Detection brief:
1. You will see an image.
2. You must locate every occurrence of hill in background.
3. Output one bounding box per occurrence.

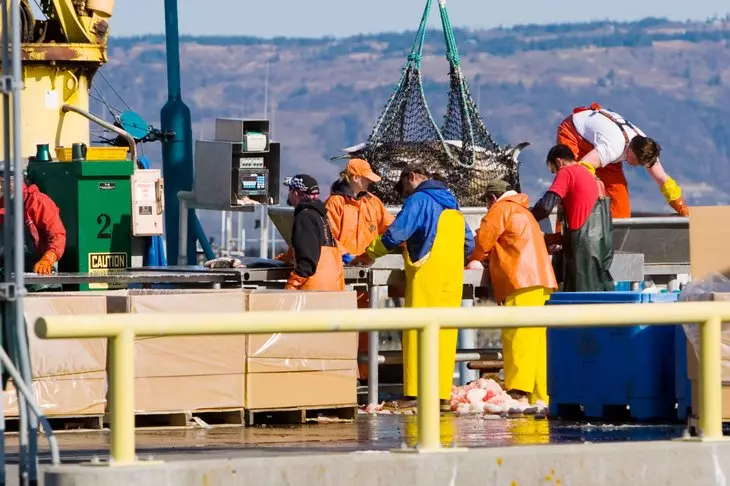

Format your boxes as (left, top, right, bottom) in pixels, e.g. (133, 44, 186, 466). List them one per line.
(92, 16, 730, 239)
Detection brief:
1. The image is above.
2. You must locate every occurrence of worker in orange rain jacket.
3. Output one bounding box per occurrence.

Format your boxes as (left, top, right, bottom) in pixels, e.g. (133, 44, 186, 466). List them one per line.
(468, 179, 557, 407)
(282, 174, 344, 291)
(326, 158, 394, 380)
(556, 102, 689, 219)
(367, 167, 475, 413)
(0, 175, 66, 275)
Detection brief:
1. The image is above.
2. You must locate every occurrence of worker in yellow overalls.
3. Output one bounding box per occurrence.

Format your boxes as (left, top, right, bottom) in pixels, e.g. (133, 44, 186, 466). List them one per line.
(469, 180, 558, 406)
(367, 167, 474, 412)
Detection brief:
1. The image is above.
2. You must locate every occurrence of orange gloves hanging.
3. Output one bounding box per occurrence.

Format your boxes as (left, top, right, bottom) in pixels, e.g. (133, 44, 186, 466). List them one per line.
(285, 272, 307, 290)
(33, 250, 57, 275)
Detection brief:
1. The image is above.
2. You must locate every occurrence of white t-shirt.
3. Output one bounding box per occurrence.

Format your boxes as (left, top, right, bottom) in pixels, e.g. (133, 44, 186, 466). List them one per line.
(571, 109, 646, 167)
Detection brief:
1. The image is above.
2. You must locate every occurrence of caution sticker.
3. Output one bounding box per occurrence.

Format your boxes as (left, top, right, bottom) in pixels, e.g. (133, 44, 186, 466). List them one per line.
(88, 252, 128, 290)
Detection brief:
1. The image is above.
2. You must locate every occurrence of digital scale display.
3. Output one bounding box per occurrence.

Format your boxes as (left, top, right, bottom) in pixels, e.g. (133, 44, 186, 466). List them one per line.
(236, 169, 269, 197)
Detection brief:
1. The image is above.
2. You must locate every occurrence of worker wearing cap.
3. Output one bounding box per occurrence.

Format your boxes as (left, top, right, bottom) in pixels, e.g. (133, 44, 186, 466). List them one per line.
(531, 144, 614, 292)
(556, 102, 689, 218)
(282, 174, 344, 291)
(0, 174, 66, 276)
(367, 167, 475, 412)
(469, 180, 557, 406)
(326, 158, 394, 381)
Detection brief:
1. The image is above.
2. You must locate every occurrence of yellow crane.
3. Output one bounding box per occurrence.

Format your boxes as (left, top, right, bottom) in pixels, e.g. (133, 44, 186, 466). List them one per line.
(0, 0, 114, 158)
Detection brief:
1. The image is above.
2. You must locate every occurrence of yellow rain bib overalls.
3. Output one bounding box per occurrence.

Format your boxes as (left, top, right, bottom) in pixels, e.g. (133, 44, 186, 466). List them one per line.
(401, 209, 464, 401)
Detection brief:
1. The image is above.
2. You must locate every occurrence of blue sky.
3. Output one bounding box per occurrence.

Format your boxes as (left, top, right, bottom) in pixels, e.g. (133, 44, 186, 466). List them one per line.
(108, 0, 729, 38)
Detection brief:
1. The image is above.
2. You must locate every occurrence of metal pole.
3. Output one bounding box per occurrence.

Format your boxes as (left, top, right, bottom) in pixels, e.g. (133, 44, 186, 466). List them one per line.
(259, 205, 268, 258)
(457, 300, 478, 385)
(177, 199, 187, 266)
(0, 1, 10, 481)
(108, 330, 135, 464)
(367, 285, 380, 406)
(10, 0, 35, 481)
(698, 316, 723, 439)
(417, 323, 440, 451)
(161, 0, 196, 265)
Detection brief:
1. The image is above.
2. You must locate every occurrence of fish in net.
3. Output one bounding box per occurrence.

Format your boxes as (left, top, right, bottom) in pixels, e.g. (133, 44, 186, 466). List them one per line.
(336, 0, 529, 207)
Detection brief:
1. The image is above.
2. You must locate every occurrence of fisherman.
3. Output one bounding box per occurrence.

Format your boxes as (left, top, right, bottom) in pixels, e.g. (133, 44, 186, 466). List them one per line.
(556, 102, 689, 218)
(367, 167, 475, 412)
(0, 173, 66, 276)
(325, 158, 394, 381)
(282, 174, 344, 291)
(531, 144, 615, 292)
(468, 179, 557, 406)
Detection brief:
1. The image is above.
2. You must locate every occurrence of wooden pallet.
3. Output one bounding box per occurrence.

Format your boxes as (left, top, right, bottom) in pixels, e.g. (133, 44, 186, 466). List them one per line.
(245, 405, 357, 426)
(5, 414, 104, 432)
(103, 408, 246, 429)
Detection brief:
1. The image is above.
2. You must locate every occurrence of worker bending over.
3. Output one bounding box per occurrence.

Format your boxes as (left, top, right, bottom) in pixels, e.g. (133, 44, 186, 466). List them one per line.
(556, 102, 689, 218)
(282, 174, 344, 291)
(326, 158, 394, 380)
(532, 145, 614, 291)
(469, 180, 556, 406)
(367, 167, 474, 412)
(0, 174, 66, 275)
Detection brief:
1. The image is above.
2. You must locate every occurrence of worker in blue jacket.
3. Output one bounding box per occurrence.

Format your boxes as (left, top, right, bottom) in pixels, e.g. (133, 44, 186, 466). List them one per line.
(367, 167, 475, 412)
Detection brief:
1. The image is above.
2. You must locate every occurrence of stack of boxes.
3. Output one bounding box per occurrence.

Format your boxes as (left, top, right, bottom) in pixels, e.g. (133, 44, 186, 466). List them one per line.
(4, 290, 358, 420)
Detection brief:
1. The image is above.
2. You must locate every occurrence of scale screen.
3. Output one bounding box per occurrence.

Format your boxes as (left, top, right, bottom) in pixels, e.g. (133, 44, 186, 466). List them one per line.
(237, 169, 268, 197)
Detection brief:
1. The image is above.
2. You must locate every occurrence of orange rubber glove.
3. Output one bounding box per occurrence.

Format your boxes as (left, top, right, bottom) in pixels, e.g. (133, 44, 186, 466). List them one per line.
(33, 250, 57, 275)
(669, 197, 690, 217)
(285, 272, 307, 290)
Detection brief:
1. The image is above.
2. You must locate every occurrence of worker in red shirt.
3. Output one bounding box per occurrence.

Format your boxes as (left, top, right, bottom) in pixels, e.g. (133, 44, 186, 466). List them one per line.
(531, 144, 614, 291)
(556, 102, 689, 218)
(0, 175, 66, 275)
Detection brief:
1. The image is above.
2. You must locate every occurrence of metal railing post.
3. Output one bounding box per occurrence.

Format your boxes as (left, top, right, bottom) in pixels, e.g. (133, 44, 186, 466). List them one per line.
(108, 329, 136, 464)
(417, 322, 440, 451)
(699, 315, 723, 439)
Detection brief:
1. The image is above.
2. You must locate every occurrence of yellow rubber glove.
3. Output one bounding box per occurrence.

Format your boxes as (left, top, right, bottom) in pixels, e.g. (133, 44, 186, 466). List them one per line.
(659, 177, 682, 203)
(33, 250, 57, 275)
(578, 162, 596, 176)
(366, 235, 389, 260)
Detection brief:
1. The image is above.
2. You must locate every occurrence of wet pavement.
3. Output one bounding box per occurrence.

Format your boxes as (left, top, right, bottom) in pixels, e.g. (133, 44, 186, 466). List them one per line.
(2, 415, 689, 464)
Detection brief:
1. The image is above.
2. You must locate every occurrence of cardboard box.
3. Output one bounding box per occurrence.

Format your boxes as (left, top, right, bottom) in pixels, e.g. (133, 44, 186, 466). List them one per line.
(245, 363, 357, 410)
(690, 380, 730, 420)
(690, 206, 730, 280)
(125, 292, 248, 413)
(683, 292, 730, 381)
(245, 290, 358, 359)
(4, 295, 109, 417)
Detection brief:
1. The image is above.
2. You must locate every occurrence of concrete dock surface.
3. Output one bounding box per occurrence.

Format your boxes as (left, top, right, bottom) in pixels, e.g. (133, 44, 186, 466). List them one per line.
(0, 415, 717, 485)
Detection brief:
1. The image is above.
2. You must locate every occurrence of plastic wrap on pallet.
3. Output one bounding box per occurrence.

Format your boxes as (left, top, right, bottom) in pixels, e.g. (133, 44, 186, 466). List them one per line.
(126, 291, 248, 413)
(245, 290, 358, 359)
(679, 273, 730, 380)
(3, 295, 109, 417)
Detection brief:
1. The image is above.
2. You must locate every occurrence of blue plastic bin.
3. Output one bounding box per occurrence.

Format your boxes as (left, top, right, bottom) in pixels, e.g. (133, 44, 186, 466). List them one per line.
(546, 291, 684, 421)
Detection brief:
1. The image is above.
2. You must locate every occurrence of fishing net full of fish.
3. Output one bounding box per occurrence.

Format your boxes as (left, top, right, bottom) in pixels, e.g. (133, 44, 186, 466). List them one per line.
(340, 0, 529, 207)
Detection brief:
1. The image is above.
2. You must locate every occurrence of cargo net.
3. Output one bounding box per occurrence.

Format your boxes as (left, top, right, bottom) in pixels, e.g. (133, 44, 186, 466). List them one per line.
(354, 0, 521, 207)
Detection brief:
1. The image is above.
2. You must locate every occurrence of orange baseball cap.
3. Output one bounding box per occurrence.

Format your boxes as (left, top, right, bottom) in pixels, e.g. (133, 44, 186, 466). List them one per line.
(345, 158, 381, 183)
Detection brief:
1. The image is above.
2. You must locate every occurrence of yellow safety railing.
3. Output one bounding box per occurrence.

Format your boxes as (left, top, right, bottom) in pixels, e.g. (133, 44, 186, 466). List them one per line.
(34, 301, 730, 465)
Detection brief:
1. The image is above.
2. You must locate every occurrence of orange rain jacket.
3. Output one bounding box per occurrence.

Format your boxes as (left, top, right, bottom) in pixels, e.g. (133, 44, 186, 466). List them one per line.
(325, 179, 394, 257)
(470, 192, 557, 303)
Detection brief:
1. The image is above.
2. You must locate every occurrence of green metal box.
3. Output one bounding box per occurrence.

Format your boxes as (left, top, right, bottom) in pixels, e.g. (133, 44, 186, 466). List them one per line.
(27, 160, 135, 290)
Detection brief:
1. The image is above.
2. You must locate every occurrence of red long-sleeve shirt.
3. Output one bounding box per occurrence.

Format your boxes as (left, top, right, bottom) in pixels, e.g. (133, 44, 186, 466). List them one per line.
(0, 184, 66, 260)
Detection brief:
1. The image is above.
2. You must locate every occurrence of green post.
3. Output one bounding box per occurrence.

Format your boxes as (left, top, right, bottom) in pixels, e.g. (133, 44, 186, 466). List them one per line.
(161, 0, 196, 265)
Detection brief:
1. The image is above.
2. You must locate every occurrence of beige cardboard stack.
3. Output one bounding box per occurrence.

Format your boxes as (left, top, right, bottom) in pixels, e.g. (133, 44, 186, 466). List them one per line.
(687, 206, 730, 419)
(108, 289, 248, 414)
(4, 294, 108, 417)
(15, 289, 359, 417)
(244, 290, 358, 410)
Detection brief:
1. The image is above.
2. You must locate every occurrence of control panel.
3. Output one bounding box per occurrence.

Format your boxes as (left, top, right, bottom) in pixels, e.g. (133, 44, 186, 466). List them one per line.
(193, 118, 280, 209)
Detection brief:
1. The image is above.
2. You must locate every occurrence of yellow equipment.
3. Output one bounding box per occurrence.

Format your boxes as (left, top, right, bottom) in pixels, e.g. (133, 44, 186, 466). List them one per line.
(0, 0, 114, 158)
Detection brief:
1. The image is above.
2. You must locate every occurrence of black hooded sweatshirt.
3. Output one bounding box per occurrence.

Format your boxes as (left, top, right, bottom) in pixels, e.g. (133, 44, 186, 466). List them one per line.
(291, 199, 336, 278)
